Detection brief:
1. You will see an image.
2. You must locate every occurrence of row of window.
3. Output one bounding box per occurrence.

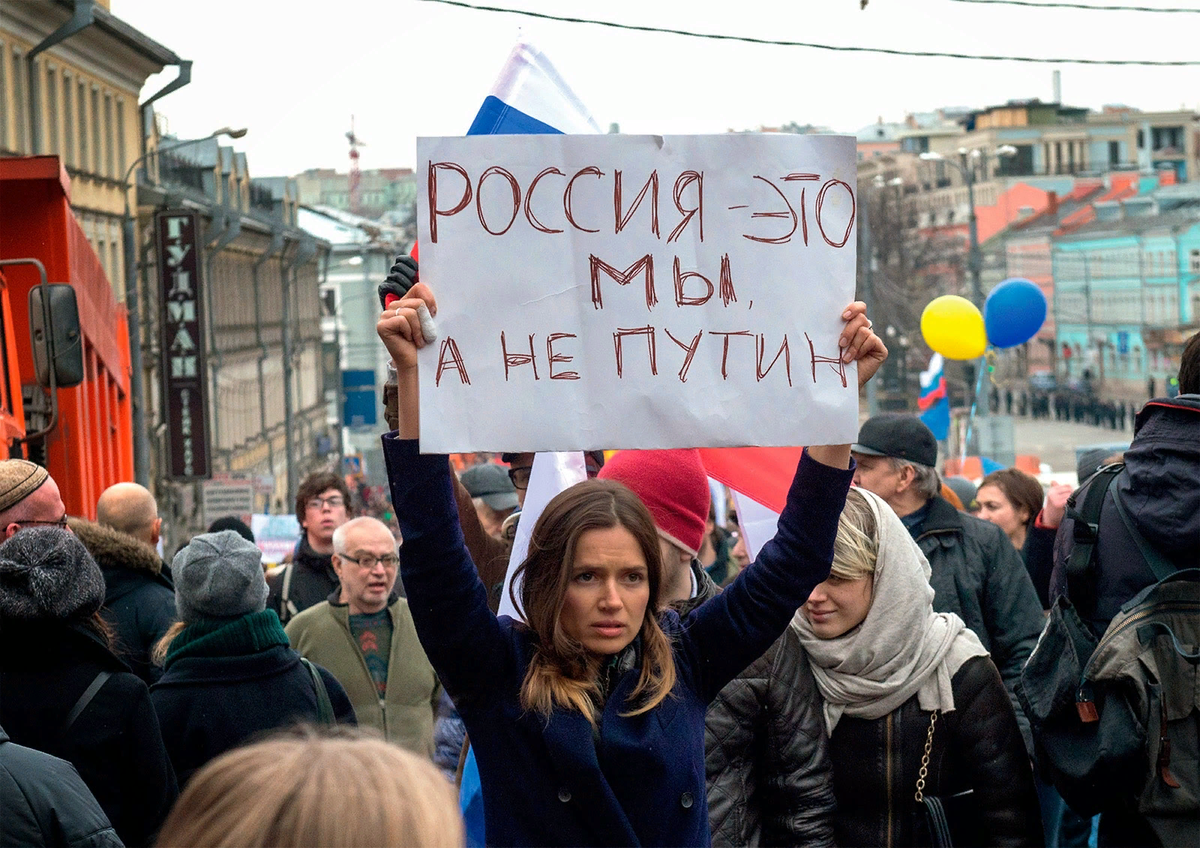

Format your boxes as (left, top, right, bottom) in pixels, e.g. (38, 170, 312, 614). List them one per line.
(1056, 247, 1200, 279)
(1056, 288, 1184, 326)
(0, 38, 129, 180)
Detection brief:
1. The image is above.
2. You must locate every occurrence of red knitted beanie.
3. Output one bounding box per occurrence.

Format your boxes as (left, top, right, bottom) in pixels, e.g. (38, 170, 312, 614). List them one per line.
(598, 449, 710, 557)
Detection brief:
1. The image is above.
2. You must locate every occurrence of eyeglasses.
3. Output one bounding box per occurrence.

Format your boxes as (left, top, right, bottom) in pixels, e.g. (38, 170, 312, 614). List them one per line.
(306, 495, 345, 510)
(507, 466, 532, 491)
(14, 516, 70, 529)
(338, 552, 399, 570)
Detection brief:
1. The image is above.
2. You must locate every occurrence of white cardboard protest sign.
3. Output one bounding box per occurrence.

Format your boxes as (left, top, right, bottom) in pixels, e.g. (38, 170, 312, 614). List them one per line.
(416, 133, 858, 452)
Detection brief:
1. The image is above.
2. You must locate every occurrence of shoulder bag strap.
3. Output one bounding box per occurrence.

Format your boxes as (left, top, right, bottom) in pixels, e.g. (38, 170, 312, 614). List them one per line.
(62, 670, 112, 736)
(1109, 485, 1180, 582)
(280, 563, 297, 624)
(1064, 465, 1123, 592)
(300, 657, 335, 725)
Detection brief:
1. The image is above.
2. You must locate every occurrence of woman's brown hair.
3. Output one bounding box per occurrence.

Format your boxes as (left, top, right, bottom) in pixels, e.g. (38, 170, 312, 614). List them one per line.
(979, 467, 1044, 526)
(156, 726, 463, 848)
(508, 478, 676, 725)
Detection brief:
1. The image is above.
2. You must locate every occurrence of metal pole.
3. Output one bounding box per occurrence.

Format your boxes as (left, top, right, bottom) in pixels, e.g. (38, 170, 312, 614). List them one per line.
(861, 196, 879, 417)
(961, 152, 988, 420)
(123, 212, 150, 485)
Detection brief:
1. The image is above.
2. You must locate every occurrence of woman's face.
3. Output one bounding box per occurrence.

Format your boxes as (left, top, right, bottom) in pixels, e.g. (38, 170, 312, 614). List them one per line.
(802, 574, 874, 639)
(975, 484, 1029, 542)
(560, 525, 651, 656)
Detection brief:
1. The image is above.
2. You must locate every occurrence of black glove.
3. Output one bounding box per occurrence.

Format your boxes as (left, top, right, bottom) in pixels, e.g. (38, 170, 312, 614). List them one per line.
(378, 254, 419, 309)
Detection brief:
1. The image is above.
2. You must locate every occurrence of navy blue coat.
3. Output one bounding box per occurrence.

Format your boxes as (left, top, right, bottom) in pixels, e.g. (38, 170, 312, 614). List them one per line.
(384, 437, 852, 847)
(150, 643, 356, 786)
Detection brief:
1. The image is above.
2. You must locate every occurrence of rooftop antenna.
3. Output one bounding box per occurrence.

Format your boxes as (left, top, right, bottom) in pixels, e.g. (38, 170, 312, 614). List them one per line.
(347, 116, 366, 214)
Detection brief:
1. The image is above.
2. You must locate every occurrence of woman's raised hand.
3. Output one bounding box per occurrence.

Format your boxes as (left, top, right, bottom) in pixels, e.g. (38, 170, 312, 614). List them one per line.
(838, 301, 888, 389)
(377, 283, 437, 439)
(377, 284, 438, 373)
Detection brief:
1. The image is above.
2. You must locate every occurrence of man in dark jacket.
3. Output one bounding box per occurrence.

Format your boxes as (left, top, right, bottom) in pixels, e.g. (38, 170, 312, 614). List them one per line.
(266, 471, 352, 624)
(0, 726, 123, 848)
(851, 414, 1044, 750)
(1047, 337, 1200, 848)
(599, 448, 836, 847)
(0, 726, 124, 848)
(71, 483, 176, 684)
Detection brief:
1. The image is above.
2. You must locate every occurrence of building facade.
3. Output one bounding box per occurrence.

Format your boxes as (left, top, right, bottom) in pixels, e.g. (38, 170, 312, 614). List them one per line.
(1, 0, 182, 299)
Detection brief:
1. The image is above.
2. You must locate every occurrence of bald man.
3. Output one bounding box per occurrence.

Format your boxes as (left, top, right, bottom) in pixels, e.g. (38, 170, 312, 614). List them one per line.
(96, 482, 162, 549)
(70, 482, 175, 683)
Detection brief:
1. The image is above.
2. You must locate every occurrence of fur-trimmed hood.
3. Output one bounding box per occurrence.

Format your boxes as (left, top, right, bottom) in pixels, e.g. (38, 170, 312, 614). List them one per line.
(68, 518, 164, 577)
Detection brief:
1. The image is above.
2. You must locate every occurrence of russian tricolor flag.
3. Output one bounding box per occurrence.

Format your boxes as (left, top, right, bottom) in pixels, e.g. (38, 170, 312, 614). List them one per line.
(918, 353, 950, 441)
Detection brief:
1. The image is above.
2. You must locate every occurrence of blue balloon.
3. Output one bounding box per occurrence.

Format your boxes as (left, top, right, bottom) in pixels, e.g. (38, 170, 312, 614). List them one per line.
(984, 278, 1047, 348)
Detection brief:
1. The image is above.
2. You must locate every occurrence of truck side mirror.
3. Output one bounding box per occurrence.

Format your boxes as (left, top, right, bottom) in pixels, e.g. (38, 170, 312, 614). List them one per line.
(29, 284, 84, 389)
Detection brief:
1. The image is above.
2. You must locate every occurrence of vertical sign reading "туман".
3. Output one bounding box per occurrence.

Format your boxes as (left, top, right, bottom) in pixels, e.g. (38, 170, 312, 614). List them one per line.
(156, 209, 211, 480)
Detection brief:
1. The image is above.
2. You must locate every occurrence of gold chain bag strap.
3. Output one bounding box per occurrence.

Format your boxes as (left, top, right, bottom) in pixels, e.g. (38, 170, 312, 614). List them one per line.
(914, 711, 979, 848)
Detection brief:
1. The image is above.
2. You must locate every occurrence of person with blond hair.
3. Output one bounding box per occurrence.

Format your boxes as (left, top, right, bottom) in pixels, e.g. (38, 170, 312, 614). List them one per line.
(795, 488, 1041, 847)
(156, 726, 463, 848)
(377, 280, 885, 847)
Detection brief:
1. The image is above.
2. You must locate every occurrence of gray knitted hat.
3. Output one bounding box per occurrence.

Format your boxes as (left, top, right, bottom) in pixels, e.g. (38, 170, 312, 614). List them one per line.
(0, 527, 106, 622)
(172, 530, 267, 621)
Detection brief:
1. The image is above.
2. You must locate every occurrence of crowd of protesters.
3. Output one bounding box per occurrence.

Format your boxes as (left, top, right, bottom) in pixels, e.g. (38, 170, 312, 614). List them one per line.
(0, 248, 1195, 847)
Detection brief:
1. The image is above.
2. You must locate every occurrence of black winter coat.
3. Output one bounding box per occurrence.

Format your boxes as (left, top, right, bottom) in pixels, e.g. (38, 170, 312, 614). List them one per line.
(913, 496, 1045, 751)
(0, 622, 177, 847)
(0, 727, 123, 848)
(827, 656, 1043, 848)
(70, 519, 176, 685)
(150, 643, 356, 786)
(265, 538, 339, 624)
(677, 564, 836, 847)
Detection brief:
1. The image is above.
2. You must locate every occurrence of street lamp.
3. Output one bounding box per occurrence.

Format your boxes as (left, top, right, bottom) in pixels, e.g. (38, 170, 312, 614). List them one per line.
(122, 126, 248, 486)
(918, 145, 1016, 309)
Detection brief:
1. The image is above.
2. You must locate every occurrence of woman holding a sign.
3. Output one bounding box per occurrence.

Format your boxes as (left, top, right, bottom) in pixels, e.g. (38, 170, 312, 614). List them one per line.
(378, 282, 885, 847)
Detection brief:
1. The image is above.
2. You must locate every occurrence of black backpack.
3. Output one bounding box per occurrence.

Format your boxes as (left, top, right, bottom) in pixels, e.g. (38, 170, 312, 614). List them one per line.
(1016, 465, 1199, 844)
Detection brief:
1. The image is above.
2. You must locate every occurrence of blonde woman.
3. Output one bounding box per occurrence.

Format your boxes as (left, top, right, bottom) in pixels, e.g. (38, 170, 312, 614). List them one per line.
(156, 727, 463, 848)
(795, 488, 1042, 847)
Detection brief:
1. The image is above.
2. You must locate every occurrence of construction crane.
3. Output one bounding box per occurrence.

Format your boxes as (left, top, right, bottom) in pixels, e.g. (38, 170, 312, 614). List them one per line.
(347, 116, 366, 214)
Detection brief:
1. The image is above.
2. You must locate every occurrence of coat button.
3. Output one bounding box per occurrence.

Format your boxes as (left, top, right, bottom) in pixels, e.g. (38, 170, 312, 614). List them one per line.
(680, 791, 693, 809)
(558, 788, 571, 803)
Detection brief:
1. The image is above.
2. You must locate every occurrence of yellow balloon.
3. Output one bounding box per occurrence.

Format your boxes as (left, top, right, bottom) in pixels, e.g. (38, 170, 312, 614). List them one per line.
(920, 296, 987, 360)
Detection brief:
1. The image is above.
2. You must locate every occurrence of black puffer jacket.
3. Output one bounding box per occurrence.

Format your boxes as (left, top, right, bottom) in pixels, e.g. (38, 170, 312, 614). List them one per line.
(0, 623, 177, 847)
(0, 727, 123, 848)
(678, 562, 836, 847)
(828, 655, 1043, 848)
(70, 519, 176, 685)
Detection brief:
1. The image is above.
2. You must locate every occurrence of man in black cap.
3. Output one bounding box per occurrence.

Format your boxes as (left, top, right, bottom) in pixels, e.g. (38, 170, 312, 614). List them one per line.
(850, 413, 1044, 750)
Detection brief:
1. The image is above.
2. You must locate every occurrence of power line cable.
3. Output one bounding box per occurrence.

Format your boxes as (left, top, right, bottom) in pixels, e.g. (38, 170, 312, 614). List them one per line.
(948, 0, 1200, 13)
(418, 0, 1200, 65)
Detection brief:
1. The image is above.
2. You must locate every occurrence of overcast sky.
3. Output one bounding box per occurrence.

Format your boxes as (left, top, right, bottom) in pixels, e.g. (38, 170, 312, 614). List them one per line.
(114, 0, 1200, 178)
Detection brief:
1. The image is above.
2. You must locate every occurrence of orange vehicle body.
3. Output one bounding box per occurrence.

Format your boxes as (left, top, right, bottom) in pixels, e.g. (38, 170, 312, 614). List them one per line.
(0, 156, 134, 520)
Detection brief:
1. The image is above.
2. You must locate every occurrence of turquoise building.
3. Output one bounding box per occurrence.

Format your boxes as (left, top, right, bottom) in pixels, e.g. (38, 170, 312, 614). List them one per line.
(1051, 183, 1200, 397)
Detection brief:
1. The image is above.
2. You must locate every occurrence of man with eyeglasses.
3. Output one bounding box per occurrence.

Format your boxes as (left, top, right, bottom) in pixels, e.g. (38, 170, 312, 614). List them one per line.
(0, 459, 69, 539)
(285, 517, 441, 754)
(266, 471, 353, 625)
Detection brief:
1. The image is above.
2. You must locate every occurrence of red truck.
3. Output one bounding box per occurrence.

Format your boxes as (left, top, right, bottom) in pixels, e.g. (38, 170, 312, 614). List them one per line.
(0, 155, 134, 519)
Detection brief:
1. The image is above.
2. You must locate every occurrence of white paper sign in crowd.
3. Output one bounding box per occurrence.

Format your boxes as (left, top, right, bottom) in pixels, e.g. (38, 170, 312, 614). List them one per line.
(416, 132, 859, 453)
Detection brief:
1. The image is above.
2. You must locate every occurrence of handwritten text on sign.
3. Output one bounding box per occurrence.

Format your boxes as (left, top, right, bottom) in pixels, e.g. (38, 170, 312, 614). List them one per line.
(416, 133, 859, 452)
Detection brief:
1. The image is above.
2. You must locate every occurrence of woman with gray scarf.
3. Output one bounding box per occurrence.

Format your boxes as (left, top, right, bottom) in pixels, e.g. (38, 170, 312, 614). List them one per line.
(794, 488, 1043, 847)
